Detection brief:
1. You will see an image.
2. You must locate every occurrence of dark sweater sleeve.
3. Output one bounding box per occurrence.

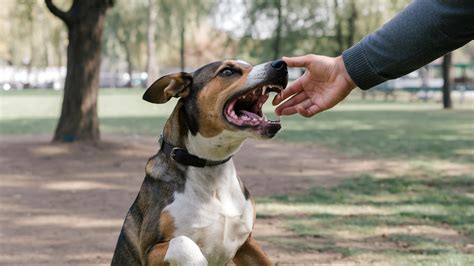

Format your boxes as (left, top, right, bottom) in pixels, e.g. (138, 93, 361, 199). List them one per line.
(342, 0, 474, 90)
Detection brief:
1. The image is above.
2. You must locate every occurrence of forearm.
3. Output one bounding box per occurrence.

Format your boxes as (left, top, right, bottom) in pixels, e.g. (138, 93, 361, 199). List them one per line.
(343, 0, 474, 90)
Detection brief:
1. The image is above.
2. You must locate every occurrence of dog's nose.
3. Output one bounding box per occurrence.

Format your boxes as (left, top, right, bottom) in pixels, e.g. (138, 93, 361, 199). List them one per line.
(271, 59, 287, 70)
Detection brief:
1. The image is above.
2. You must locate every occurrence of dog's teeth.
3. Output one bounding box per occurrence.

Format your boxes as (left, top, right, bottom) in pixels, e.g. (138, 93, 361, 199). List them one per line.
(262, 86, 266, 95)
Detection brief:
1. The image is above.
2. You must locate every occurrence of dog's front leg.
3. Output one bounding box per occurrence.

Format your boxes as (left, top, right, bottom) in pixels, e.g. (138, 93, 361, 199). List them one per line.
(147, 236, 208, 266)
(233, 235, 273, 266)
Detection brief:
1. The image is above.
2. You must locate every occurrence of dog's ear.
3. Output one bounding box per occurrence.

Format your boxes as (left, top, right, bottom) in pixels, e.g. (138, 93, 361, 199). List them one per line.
(143, 72, 193, 104)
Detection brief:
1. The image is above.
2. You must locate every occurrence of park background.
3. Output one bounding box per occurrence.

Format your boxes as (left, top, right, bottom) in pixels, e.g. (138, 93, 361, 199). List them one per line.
(0, 0, 473, 264)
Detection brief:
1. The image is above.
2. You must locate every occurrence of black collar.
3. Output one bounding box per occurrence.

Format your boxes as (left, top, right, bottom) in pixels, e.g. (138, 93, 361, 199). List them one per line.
(159, 135, 232, 168)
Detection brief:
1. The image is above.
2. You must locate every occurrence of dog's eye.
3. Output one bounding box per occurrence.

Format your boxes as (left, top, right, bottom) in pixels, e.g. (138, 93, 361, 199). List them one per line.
(219, 68, 235, 77)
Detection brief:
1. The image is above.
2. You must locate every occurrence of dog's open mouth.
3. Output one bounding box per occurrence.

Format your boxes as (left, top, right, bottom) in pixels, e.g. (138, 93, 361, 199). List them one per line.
(224, 84, 283, 128)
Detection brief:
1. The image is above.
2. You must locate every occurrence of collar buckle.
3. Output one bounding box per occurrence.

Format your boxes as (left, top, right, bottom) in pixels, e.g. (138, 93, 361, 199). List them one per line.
(170, 147, 183, 161)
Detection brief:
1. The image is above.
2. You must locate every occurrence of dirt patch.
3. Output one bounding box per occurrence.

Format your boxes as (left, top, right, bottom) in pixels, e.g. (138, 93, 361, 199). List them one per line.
(0, 135, 471, 264)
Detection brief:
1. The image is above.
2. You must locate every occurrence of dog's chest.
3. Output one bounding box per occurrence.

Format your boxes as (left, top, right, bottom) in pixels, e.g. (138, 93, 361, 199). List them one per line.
(164, 167, 253, 265)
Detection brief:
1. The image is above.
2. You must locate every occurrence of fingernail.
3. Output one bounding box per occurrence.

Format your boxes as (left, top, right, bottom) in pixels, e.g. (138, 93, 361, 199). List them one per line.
(272, 95, 280, 105)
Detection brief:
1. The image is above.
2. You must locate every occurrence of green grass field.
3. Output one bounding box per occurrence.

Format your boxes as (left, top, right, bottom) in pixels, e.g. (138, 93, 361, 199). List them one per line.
(1, 89, 473, 163)
(1, 88, 473, 264)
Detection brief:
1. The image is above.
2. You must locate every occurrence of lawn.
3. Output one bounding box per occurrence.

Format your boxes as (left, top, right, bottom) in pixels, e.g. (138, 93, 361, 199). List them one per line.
(1, 89, 473, 163)
(257, 173, 474, 264)
(1, 88, 473, 264)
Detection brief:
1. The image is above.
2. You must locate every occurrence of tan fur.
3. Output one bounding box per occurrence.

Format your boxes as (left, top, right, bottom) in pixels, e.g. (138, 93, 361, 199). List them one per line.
(159, 211, 176, 242)
(233, 235, 273, 266)
(162, 101, 188, 146)
(147, 243, 170, 266)
(146, 101, 188, 178)
(196, 61, 253, 138)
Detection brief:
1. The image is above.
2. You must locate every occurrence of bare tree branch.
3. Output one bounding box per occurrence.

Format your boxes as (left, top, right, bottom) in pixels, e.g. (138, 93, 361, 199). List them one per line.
(44, 0, 70, 23)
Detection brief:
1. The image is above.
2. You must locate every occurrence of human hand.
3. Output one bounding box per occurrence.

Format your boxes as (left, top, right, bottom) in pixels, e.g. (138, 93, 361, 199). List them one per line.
(273, 54, 356, 117)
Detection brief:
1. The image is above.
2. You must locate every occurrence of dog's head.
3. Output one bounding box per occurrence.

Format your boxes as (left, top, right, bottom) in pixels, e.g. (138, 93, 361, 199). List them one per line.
(143, 59, 288, 140)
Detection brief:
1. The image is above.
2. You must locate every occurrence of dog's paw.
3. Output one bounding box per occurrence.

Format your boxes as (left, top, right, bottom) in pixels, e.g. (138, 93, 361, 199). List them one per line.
(165, 236, 208, 266)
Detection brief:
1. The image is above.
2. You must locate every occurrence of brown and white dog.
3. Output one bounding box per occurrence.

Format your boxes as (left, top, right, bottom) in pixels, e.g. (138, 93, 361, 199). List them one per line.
(111, 59, 288, 265)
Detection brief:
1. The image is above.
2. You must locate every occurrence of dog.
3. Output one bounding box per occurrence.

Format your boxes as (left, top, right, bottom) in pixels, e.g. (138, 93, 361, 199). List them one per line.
(111, 59, 288, 265)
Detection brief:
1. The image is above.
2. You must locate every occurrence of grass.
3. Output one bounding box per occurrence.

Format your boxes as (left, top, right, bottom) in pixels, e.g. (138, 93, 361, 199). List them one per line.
(278, 109, 474, 163)
(257, 173, 474, 264)
(0, 89, 168, 136)
(1, 88, 473, 264)
(1, 89, 473, 163)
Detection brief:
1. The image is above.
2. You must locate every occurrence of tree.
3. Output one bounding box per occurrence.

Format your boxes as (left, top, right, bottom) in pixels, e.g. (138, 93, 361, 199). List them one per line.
(442, 53, 453, 109)
(14, 0, 36, 87)
(273, 0, 283, 59)
(104, 1, 147, 87)
(242, 0, 288, 61)
(158, 0, 211, 71)
(334, 0, 344, 54)
(45, 0, 114, 142)
(346, 0, 358, 47)
(146, 0, 159, 87)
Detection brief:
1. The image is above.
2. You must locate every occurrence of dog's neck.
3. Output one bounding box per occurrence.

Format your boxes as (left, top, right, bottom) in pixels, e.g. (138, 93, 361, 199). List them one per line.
(159, 104, 247, 195)
(186, 131, 245, 161)
(162, 101, 246, 162)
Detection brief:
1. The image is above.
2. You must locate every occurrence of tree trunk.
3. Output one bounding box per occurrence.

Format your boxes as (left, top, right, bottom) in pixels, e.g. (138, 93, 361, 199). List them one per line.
(179, 17, 185, 72)
(45, 0, 113, 142)
(346, 0, 358, 47)
(273, 0, 282, 60)
(146, 0, 159, 87)
(442, 53, 453, 109)
(118, 39, 133, 88)
(334, 0, 344, 54)
(126, 50, 133, 88)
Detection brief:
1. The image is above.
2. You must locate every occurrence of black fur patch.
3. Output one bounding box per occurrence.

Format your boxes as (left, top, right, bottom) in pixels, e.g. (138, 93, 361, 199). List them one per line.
(183, 61, 223, 136)
(243, 186, 251, 200)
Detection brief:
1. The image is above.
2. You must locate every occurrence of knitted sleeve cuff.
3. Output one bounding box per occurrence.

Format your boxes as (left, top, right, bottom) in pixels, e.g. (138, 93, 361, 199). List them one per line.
(342, 43, 387, 90)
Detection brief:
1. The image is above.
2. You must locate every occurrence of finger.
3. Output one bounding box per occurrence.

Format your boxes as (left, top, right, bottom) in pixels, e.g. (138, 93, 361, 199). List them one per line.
(278, 106, 298, 116)
(282, 55, 315, 68)
(279, 102, 315, 117)
(272, 77, 305, 105)
(290, 98, 322, 118)
(274, 92, 307, 113)
(296, 104, 321, 117)
(276, 95, 312, 116)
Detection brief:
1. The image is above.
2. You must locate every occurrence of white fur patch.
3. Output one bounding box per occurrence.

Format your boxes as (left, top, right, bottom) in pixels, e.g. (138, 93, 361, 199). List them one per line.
(186, 131, 247, 161)
(236, 60, 251, 66)
(164, 235, 208, 266)
(163, 152, 254, 265)
(245, 62, 267, 89)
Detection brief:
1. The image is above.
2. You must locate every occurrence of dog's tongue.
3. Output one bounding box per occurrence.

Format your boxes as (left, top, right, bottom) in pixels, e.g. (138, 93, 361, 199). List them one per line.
(240, 110, 261, 120)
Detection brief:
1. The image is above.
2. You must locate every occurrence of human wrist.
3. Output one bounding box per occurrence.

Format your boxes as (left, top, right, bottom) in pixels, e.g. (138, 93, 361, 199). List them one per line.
(335, 56, 356, 91)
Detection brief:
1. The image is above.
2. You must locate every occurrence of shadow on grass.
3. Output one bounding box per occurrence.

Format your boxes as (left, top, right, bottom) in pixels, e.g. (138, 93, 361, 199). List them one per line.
(258, 174, 474, 261)
(269, 175, 474, 236)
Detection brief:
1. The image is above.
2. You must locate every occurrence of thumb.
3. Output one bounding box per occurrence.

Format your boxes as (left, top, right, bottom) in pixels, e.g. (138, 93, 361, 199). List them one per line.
(282, 55, 316, 68)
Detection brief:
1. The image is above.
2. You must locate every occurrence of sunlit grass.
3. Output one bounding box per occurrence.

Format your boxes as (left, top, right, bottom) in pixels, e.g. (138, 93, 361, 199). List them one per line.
(256, 173, 474, 263)
(1, 89, 473, 164)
